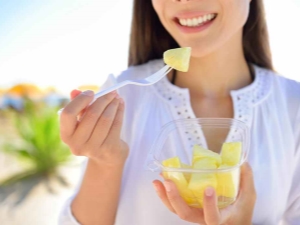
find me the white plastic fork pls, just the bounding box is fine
[57,65,173,115]
[94,64,172,99]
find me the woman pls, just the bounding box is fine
[59,0,300,224]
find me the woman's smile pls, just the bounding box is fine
[174,12,218,33]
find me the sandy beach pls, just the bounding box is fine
[0,113,83,225]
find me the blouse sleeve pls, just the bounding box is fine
[281,105,300,225]
[58,74,118,225]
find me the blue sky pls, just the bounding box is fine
[0,0,132,94]
[0,0,299,94]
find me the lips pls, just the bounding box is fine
[173,12,218,33]
[177,13,217,27]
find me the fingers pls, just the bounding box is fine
[218,164,256,223]
[60,90,95,141]
[153,165,256,225]
[239,162,256,205]
[153,180,176,213]
[88,96,121,146]
[222,163,256,224]
[105,98,125,143]
[73,91,118,143]
[70,90,86,118]
[70,89,82,100]
[203,187,220,225]
[163,180,196,222]
[227,162,256,222]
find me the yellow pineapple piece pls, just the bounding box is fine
[162,157,194,201]
[181,163,192,169]
[162,156,182,169]
[162,157,186,183]
[192,145,222,166]
[163,47,191,72]
[188,159,218,200]
[181,190,197,205]
[193,157,218,168]
[220,142,242,166]
[181,163,192,182]
[216,165,240,198]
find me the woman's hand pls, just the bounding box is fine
[153,163,256,225]
[60,89,129,166]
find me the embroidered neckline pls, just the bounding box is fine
[149,59,273,127]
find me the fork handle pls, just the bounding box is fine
[93,80,130,99]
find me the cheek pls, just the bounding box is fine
[187,0,250,57]
[151,0,172,33]
[151,0,164,17]
[151,0,158,11]
[221,0,250,33]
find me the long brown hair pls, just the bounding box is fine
[128,0,273,70]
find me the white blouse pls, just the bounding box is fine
[59,59,300,225]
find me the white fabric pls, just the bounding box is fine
[58,59,300,225]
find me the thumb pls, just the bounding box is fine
[239,162,256,205]
[70,89,82,100]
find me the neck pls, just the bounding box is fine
[168,32,253,99]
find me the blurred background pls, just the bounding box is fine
[0,0,299,224]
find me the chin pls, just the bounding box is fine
[179,42,216,58]
[191,47,213,58]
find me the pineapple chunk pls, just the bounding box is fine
[162,157,194,201]
[220,142,242,166]
[192,145,222,166]
[162,156,182,169]
[216,165,240,198]
[192,158,218,170]
[182,191,197,205]
[181,163,191,169]
[163,47,191,72]
[193,157,218,168]
[162,157,187,183]
[181,163,192,182]
[188,159,218,200]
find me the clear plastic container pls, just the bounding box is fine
[147,118,250,208]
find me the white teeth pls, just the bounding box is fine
[178,13,216,27]
[180,19,187,26]
[198,17,203,24]
[192,18,198,26]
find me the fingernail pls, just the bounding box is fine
[205,187,214,197]
[82,90,94,96]
[164,181,171,192]
[115,94,121,99]
[119,98,124,104]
